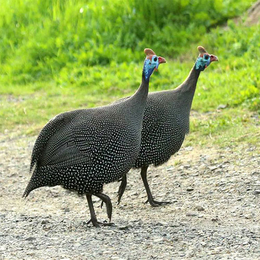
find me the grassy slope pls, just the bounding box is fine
[1,47,259,147]
[0,0,259,148]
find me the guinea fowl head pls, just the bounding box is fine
[143,48,166,81]
[195,46,218,71]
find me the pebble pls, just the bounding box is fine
[195,206,205,211]
[217,104,227,110]
[25,237,36,241]
[1,132,260,259]
[186,212,197,217]
[41,219,50,224]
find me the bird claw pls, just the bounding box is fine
[145,199,171,207]
[117,190,124,205]
[86,219,114,227]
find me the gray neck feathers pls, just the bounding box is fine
[179,64,200,93]
[126,71,149,110]
[174,64,201,113]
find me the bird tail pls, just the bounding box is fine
[23,164,38,198]
[23,164,60,198]
[23,164,47,198]
[23,180,34,198]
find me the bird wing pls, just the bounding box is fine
[72,112,114,157]
[32,110,94,168]
[33,107,129,170]
[30,113,70,171]
[40,108,117,167]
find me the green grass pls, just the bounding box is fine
[0,0,254,84]
[0,0,259,148]
[188,108,259,147]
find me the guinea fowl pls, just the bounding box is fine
[23,48,166,227]
[117,46,218,206]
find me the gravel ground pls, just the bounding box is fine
[0,132,259,259]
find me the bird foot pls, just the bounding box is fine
[145,199,171,207]
[87,219,114,228]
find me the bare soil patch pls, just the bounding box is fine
[246,0,260,25]
[0,132,259,259]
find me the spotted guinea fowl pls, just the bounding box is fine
[23,48,166,227]
[117,46,218,206]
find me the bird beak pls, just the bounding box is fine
[155,56,166,71]
[210,55,218,62]
[158,56,167,64]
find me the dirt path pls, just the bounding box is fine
[0,132,259,259]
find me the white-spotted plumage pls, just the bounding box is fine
[117,47,218,206]
[23,49,166,226]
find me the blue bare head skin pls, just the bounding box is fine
[143,55,160,80]
[195,46,218,71]
[195,54,211,71]
[143,48,166,81]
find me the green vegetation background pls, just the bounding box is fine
[0,0,259,146]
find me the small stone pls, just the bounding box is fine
[185,146,193,151]
[41,219,49,225]
[153,237,164,243]
[212,217,219,222]
[25,237,36,241]
[166,166,174,172]
[187,187,194,192]
[195,206,205,211]
[0,245,6,251]
[209,165,218,171]
[118,226,130,230]
[217,104,227,110]
[253,190,260,195]
[186,212,197,217]
[198,164,207,171]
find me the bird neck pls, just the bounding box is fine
[172,64,201,117]
[179,64,201,94]
[127,71,149,107]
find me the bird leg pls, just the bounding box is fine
[86,194,100,227]
[86,193,114,227]
[95,192,113,223]
[141,166,171,207]
[117,174,127,204]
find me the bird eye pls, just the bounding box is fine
[153,57,157,62]
[204,54,209,59]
